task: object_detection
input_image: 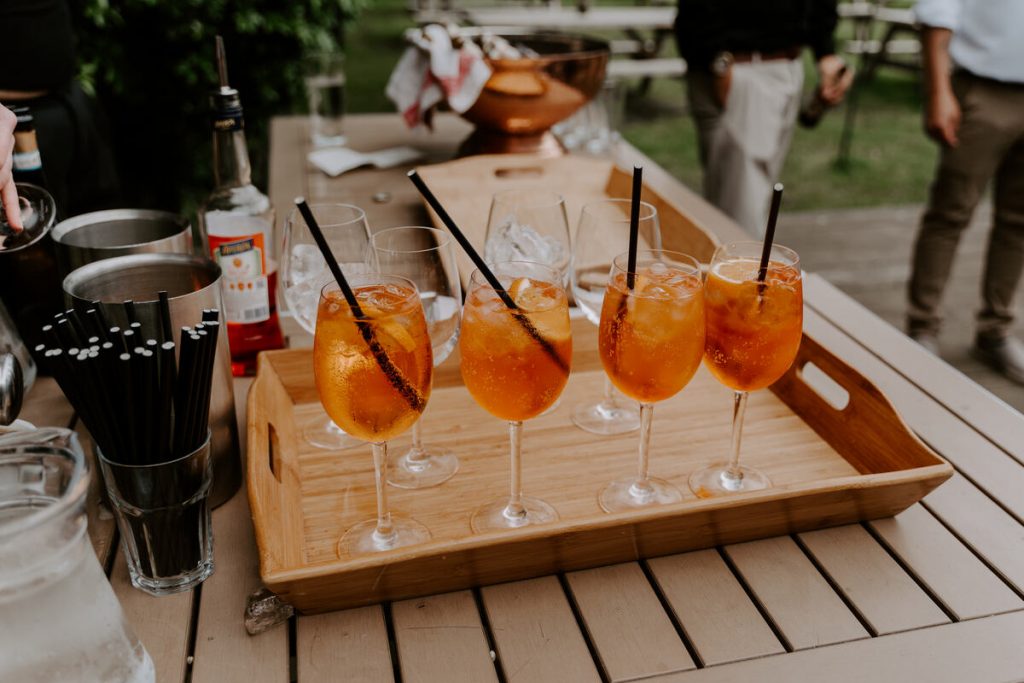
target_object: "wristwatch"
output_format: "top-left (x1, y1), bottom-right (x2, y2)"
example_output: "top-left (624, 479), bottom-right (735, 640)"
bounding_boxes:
top-left (711, 51), bottom-right (734, 76)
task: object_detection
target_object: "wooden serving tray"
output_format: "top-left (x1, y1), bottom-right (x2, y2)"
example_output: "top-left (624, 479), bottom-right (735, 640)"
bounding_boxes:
top-left (247, 320), bottom-right (952, 614)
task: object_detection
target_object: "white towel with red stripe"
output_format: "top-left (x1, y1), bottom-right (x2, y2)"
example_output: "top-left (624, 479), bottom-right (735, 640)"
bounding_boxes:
top-left (386, 24), bottom-right (492, 130)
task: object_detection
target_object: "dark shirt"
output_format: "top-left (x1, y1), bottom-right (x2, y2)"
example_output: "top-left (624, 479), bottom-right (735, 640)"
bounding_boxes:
top-left (675, 0), bottom-right (837, 70)
top-left (0, 0), bottom-right (77, 91)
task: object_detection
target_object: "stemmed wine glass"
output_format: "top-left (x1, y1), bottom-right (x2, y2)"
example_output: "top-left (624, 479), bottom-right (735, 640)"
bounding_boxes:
top-left (689, 241), bottom-right (803, 496)
top-left (597, 250), bottom-right (705, 511)
top-left (281, 203), bottom-right (370, 450)
top-left (484, 190), bottom-right (571, 286)
top-left (460, 261), bottom-right (573, 531)
top-left (570, 199), bottom-right (661, 434)
top-left (313, 274), bottom-right (434, 554)
top-left (370, 226), bottom-right (462, 488)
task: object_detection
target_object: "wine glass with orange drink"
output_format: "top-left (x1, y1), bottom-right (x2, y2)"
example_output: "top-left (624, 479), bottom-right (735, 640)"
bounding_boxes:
top-left (460, 261), bottom-right (573, 531)
top-left (597, 250), bottom-right (705, 511)
top-left (313, 274), bottom-right (435, 553)
top-left (689, 241), bottom-right (803, 496)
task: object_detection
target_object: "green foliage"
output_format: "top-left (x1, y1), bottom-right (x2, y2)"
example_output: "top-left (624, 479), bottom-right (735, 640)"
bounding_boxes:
top-left (70, 0), bottom-right (364, 212)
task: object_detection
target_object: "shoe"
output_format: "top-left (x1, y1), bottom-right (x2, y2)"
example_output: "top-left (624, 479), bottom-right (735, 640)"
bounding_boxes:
top-left (908, 330), bottom-right (940, 356)
top-left (971, 335), bottom-right (1024, 385)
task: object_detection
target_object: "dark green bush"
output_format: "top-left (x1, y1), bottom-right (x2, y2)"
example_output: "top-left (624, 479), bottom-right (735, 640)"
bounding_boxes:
top-left (71, 0), bottom-right (363, 213)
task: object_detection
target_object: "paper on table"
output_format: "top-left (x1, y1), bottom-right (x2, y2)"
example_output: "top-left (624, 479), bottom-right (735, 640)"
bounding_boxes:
top-left (307, 146), bottom-right (423, 177)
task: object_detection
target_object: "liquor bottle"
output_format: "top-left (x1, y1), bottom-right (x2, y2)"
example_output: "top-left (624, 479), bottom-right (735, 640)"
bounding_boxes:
top-left (197, 36), bottom-right (284, 376)
top-left (10, 106), bottom-right (50, 188)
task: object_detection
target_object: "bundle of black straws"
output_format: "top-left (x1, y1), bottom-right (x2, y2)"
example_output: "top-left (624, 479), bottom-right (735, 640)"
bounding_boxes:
top-left (35, 295), bottom-right (220, 464)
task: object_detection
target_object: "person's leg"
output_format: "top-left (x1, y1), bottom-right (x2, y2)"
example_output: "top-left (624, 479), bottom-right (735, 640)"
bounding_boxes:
top-left (979, 136), bottom-right (1024, 338)
top-left (907, 73), bottom-right (1014, 338)
top-left (685, 70), bottom-right (722, 174)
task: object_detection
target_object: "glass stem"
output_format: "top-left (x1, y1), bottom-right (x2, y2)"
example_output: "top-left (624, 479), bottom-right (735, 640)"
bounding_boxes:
top-left (505, 420), bottom-right (526, 520)
top-left (407, 420), bottom-right (427, 463)
top-left (633, 403), bottom-right (654, 496)
top-left (372, 441), bottom-right (395, 543)
top-left (724, 392), bottom-right (749, 486)
top-left (602, 376), bottom-right (615, 406)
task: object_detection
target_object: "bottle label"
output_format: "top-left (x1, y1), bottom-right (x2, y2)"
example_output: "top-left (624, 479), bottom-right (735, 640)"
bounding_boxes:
top-left (209, 232), bottom-right (271, 324)
top-left (12, 131), bottom-right (42, 171)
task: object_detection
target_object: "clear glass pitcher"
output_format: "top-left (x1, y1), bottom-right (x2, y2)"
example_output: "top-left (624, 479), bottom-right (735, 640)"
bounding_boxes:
top-left (0, 428), bottom-right (155, 682)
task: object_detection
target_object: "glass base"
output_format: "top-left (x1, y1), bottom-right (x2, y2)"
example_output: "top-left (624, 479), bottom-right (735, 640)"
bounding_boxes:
top-left (599, 477), bottom-right (683, 512)
top-left (303, 417), bottom-right (362, 451)
top-left (689, 464), bottom-right (771, 498)
top-left (571, 399), bottom-right (641, 435)
top-left (387, 446), bottom-right (459, 489)
top-left (338, 517), bottom-right (431, 556)
top-left (128, 555), bottom-right (213, 596)
top-left (471, 496), bottom-right (558, 532)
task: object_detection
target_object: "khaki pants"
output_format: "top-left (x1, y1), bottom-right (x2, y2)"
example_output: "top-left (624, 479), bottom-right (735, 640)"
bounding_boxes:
top-left (687, 59), bottom-right (804, 236)
top-left (908, 71), bottom-right (1024, 339)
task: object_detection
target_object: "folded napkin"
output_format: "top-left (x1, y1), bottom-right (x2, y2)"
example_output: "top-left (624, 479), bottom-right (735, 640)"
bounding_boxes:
top-left (386, 24), bottom-right (493, 130)
top-left (307, 146), bottom-right (424, 177)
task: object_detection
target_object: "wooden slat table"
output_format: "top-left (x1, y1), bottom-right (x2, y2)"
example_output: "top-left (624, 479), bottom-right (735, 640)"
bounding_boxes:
top-left (21, 114), bottom-right (1024, 682)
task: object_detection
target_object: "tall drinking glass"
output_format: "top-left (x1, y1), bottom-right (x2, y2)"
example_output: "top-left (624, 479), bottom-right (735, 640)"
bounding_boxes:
top-left (282, 203), bottom-right (371, 450)
top-left (484, 190), bottom-right (571, 286)
top-left (598, 250), bottom-right (705, 511)
top-left (570, 199), bottom-right (661, 435)
top-left (460, 261), bottom-right (572, 531)
top-left (370, 226), bottom-right (462, 488)
top-left (304, 51), bottom-right (347, 148)
top-left (314, 275), bottom-right (434, 554)
top-left (689, 242), bottom-right (803, 496)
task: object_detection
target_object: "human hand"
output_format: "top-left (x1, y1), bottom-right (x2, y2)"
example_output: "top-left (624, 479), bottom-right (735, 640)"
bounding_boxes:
top-left (1, 104), bottom-right (22, 231)
top-left (817, 55), bottom-right (854, 105)
top-left (925, 86), bottom-right (960, 147)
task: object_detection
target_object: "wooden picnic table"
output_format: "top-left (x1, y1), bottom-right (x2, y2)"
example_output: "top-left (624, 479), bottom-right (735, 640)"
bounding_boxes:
top-left (24, 113), bottom-right (1024, 682)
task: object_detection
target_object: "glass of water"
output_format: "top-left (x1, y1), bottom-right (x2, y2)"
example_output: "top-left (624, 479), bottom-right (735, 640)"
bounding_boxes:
top-left (484, 190), bottom-right (571, 287)
top-left (304, 51), bottom-right (347, 148)
top-left (281, 203), bottom-right (371, 450)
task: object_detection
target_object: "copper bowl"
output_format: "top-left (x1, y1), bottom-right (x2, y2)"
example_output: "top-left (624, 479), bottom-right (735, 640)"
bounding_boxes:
top-left (459, 33), bottom-right (610, 156)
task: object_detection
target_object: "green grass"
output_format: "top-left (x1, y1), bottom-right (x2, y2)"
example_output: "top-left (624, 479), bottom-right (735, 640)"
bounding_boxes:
top-left (344, 0), bottom-right (939, 211)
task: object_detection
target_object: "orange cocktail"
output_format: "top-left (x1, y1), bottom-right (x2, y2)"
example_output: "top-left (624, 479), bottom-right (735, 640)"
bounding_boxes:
top-left (313, 275), bottom-right (433, 554)
top-left (460, 261), bottom-right (572, 531)
top-left (690, 242), bottom-right (803, 497)
top-left (704, 259), bottom-right (803, 392)
top-left (596, 251), bottom-right (705, 511)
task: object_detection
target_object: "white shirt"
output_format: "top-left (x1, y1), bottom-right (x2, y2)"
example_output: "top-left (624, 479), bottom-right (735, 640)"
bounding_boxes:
top-left (914, 0), bottom-right (1024, 84)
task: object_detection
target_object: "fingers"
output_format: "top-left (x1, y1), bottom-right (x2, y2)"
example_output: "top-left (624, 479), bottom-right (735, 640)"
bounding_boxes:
top-left (1, 176), bottom-right (22, 232)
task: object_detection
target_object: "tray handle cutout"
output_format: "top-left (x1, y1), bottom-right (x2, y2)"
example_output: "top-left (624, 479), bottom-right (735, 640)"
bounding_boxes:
top-left (267, 422), bottom-right (282, 484)
top-left (771, 334), bottom-right (948, 474)
top-left (494, 166), bottom-right (544, 179)
top-left (797, 361), bottom-right (850, 412)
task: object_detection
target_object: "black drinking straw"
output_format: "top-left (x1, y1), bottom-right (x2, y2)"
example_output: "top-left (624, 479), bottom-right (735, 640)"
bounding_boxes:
top-left (406, 170), bottom-right (570, 374)
top-left (158, 291), bottom-right (173, 344)
top-left (758, 183), bottom-right (785, 286)
top-left (294, 197), bottom-right (426, 413)
top-left (626, 165), bottom-right (643, 290)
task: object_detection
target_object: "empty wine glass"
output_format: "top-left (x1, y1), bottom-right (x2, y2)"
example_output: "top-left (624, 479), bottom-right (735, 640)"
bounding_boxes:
top-left (370, 226), bottom-right (462, 488)
top-left (570, 199), bottom-right (661, 435)
top-left (484, 190), bottom-right (571, 286)
top-left (281, 203), bottom-right (371, 450)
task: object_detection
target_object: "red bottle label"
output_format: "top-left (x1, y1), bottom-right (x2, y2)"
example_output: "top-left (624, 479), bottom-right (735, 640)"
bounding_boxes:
top-left (209, 232), bottom-right (271, 324)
